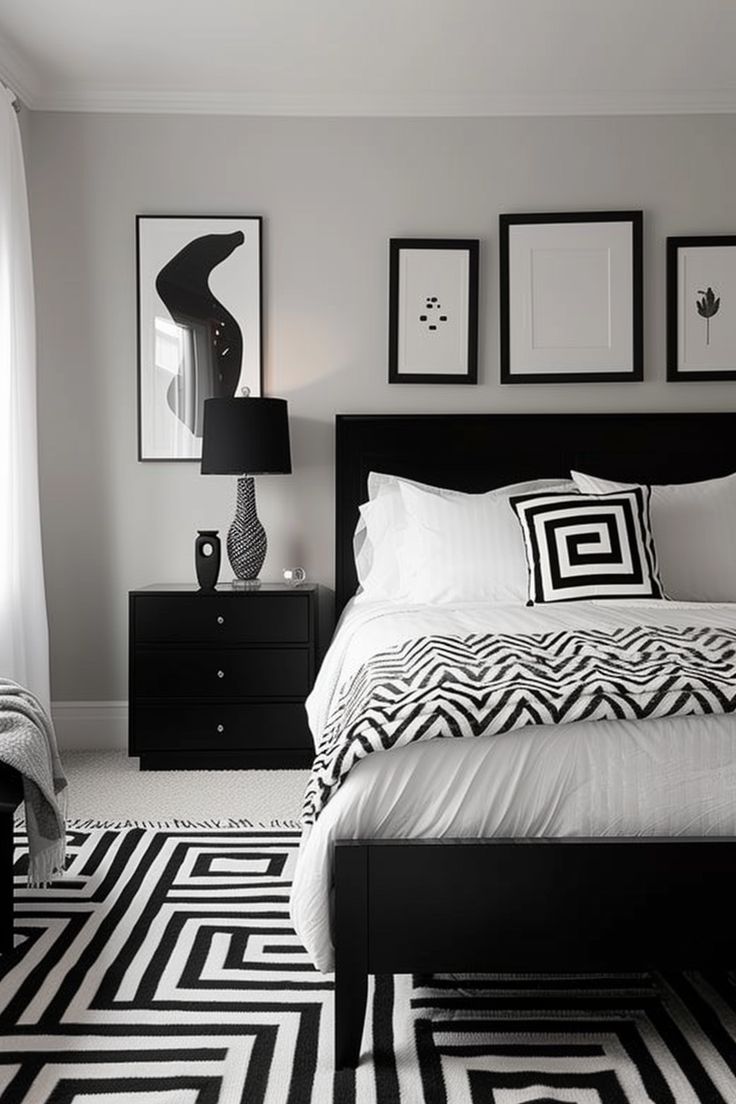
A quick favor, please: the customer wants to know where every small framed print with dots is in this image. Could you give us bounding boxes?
[388,238,479,384]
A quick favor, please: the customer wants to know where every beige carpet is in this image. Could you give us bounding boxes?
[59,751,307,822]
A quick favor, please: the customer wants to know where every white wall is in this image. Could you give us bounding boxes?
[24,112,736,727]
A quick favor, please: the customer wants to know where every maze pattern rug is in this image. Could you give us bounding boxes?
[2,823,736,1103]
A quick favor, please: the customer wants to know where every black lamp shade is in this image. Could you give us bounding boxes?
[201,397,292,475]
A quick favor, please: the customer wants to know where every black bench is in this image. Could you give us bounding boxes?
[0,766,22,952]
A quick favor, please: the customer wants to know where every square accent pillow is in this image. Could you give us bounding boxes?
[510,487,665,604]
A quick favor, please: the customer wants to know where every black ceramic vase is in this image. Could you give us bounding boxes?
[195,530,221,591]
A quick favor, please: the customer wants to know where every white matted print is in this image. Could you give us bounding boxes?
[500,212,643,384]
[667,236,736,381]
[137,216,262,461]
[389,239,479,384]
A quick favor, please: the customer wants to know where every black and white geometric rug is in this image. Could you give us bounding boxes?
[3,823,736,1103]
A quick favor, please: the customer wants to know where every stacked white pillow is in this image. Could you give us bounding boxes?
[354,472,576,604]
[571,470,736,602]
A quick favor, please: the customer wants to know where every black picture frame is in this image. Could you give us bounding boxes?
[136,214,264,462]
[667,235,736,382]
[499,211,643,385]
[388,238,479,384]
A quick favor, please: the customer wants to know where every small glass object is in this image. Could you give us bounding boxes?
[283,567,307,586]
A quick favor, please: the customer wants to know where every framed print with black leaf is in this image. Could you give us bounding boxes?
[388,238,479,384]
[137,215,262,461]
[667,235,736,382]
[499,211,643,384]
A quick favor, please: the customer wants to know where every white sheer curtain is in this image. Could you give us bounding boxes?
[0,87,50,710]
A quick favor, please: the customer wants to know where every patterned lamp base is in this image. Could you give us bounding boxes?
[227,475,267,583]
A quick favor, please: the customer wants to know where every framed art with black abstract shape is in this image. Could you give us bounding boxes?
[388,238,479,384]
[137,215,263,461]
[499,211,643,384]
[667,235,736,382]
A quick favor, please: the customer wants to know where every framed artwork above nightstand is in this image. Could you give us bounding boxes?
[128,583,333,770]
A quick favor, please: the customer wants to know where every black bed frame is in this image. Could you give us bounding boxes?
[332,411,736,1070]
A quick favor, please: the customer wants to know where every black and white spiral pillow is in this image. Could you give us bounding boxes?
[510,486,665,604]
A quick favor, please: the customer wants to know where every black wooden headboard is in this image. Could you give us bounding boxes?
[334,411,736,615]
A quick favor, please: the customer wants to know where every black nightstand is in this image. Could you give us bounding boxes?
[128,583,333,770]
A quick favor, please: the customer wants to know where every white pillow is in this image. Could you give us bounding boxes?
[354,474,575,603]
[353,474,456,591]
[570,469,736,602]
[353,494,407,600]
[354,473,464,596]
[367,471,464,502]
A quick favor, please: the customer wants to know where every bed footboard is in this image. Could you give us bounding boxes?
[333,837,736,1070]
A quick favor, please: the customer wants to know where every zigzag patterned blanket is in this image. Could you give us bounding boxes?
[302,624,736,824]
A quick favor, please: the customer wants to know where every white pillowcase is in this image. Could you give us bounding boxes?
[353,494,406,601]
[353,476,447,600]
[354,473,483,600]
[570,469,736,602]
[354,473,576,603]
[366,471,459,501]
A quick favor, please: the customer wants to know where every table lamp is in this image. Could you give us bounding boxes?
[201,390,291,585]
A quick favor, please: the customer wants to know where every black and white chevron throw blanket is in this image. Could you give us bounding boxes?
[302,624,736,824]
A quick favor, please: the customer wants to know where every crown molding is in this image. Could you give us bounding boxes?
[0,35,42,107]
[26,86,736,117]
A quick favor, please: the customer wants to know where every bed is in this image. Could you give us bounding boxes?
[292,411,736,1070]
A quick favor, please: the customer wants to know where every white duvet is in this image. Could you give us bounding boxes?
[291,598,736,972]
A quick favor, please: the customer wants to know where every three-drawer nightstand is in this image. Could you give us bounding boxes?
[128,583,334,769]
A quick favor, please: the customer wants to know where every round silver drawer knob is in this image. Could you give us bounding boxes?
[217,723,224,733]
[217,615,225,625]
[217,669,225,679]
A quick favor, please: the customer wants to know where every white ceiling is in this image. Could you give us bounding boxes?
[1,0,736,116]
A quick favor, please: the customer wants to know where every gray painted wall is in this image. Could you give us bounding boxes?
[24,112,736,705]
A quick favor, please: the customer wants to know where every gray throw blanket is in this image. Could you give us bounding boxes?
[0,678,67,885]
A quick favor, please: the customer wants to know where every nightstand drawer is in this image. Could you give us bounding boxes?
[135,594,310,644]
[134,703,312,750]
[134,648,310,698]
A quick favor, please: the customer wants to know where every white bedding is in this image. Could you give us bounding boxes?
[291,598,736,972]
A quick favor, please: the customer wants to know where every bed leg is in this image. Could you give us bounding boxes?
[335,960,368,1070]
[334,843,368,1070]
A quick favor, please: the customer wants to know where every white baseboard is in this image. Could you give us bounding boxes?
[52,701,128,752]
